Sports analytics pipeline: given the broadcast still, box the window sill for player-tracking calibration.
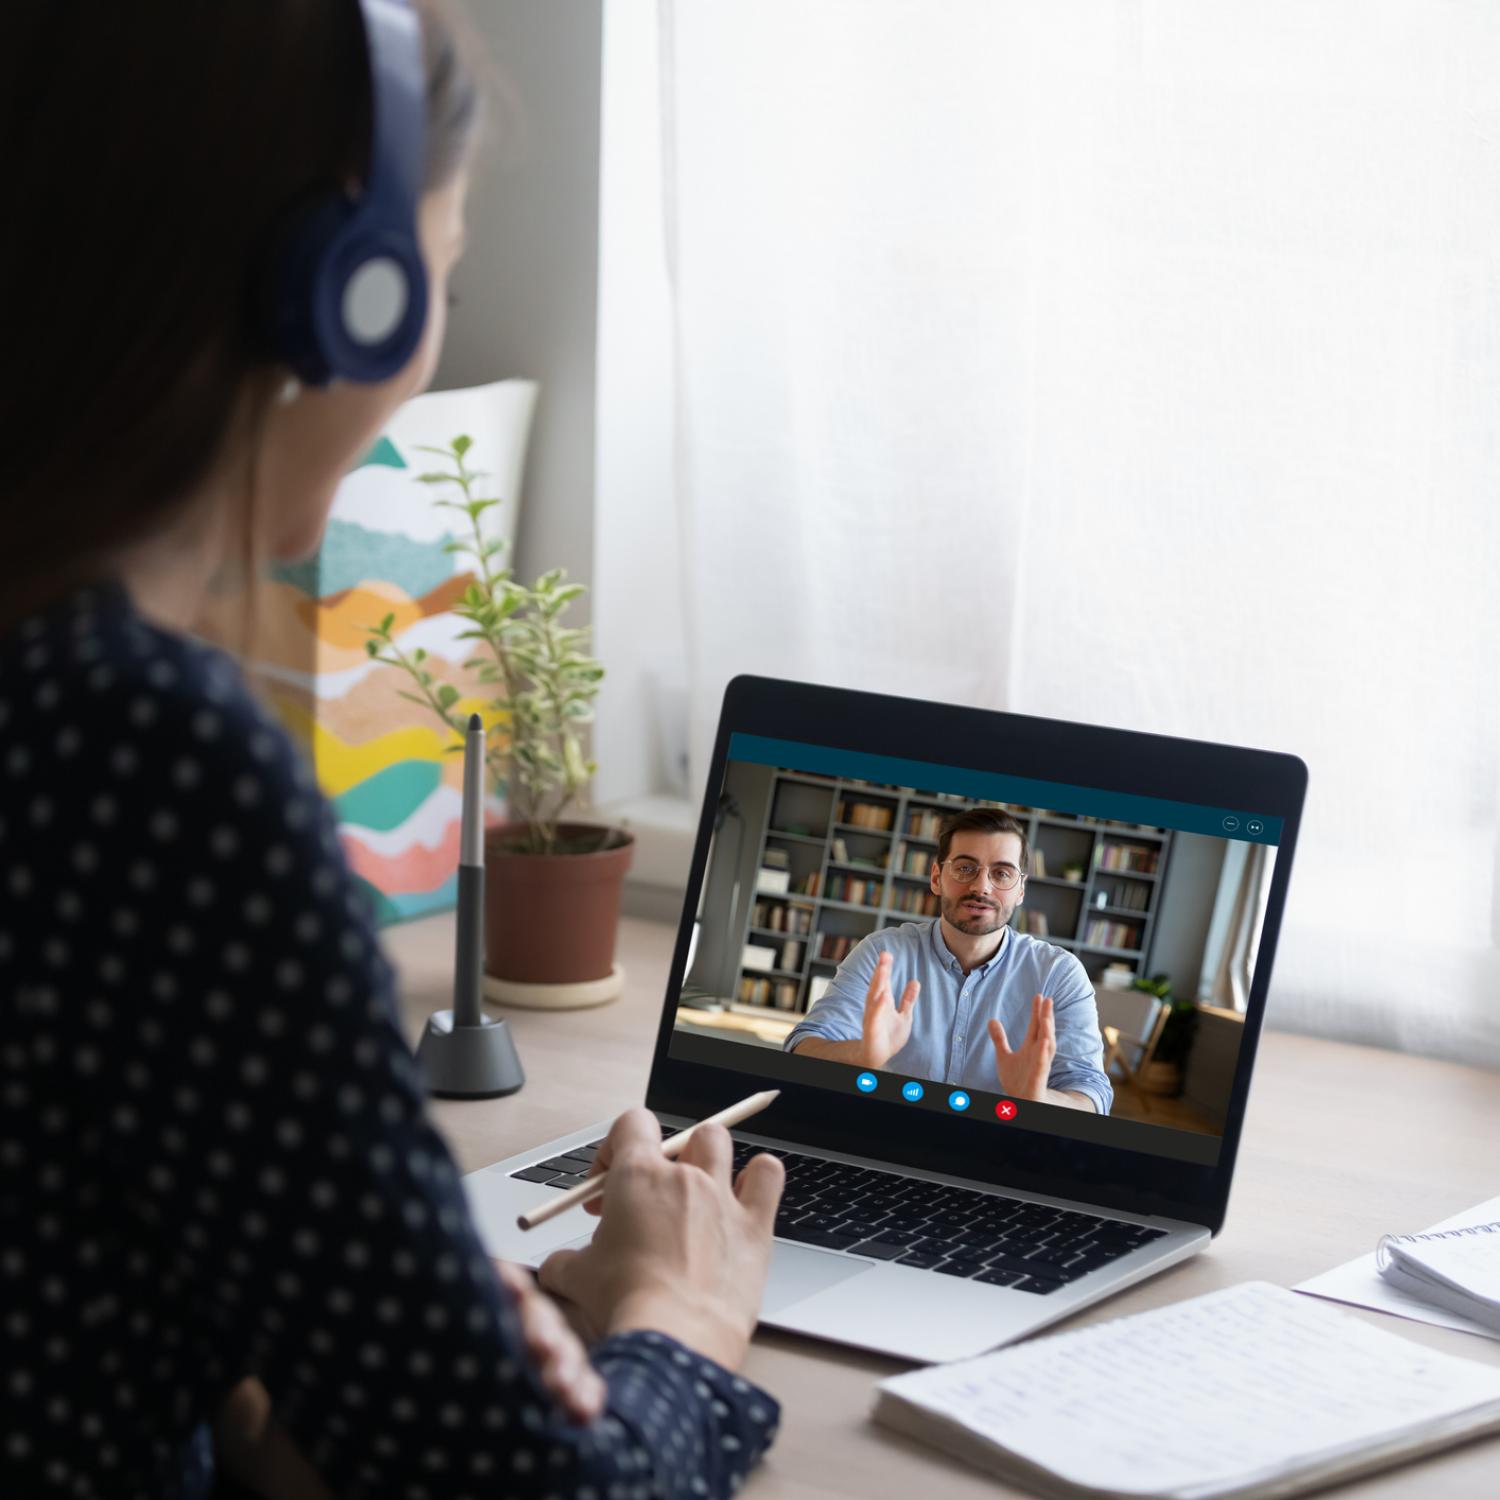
[595,793,696,921]
[1196,1003,1247,1023]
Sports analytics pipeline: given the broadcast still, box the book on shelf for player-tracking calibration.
[1099,880,1149,911]
[779,938,804,970]
[808,975,831,1005]
[796,871,822,897]
[755,867,790,895]
[892,886,939,917]
[1096,842,1160,874]
[1029,848,1047,878]
[741,943,776,973]
[824,873,883,907]
[831,836,850,864]
[761,846,790,869]
[817,933,858,963]
[839,800,895,831]
[905,808,945,840]
[1084,918,1140,950]
[1025,910,1049,937]
[751,899,813,934]
[736,975,800,1010]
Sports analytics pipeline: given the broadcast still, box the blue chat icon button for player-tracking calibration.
[856,1072,878,1094]
[947,1089,971,1112]
[901,1081,924,1102]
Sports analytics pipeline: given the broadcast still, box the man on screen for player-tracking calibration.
[784,809,1113,1113]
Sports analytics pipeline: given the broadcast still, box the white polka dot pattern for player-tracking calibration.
[0,578,780,1497]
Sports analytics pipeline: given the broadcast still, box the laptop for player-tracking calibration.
[463,676,1307,1363]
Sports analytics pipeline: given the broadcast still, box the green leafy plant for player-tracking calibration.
[1132,972,1197,1065]
[364,434,618,857]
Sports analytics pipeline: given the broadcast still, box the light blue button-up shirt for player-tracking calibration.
[784,919,1114,1114]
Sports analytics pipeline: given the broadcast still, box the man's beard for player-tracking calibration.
[941,892,1010,936]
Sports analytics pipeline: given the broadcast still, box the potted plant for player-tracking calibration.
[1061,860,1086,883]
[1131,972,1196,1096]
[364,435,632,1007]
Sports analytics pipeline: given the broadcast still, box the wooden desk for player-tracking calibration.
[384,912,1500,1498]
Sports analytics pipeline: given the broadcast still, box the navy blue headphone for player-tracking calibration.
[265,0,428,386]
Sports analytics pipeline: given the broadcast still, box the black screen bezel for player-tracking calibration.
[644,675,1307,1233]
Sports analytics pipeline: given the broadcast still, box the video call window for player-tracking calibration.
[671,747,1279,1164]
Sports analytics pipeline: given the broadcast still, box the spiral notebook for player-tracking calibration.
[872,1281,1500,1500]
[1296,1194,1500,1340]
[1377,1220,1500,1335]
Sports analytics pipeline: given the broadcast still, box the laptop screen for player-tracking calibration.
[667,732,1282,1170]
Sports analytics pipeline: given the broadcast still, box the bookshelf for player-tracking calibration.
[734,771,1174,1017]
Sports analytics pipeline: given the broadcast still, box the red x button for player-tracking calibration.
[994,1100,1018,1121]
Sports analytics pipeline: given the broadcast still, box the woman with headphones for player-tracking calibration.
[0,3,784,1496]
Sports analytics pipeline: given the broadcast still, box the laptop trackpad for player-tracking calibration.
[762,1242,873,1314]
[549,1234,871,1316]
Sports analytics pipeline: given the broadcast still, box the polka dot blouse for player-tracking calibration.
[0,577,780,1497]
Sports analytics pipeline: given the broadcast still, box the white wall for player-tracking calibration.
[434,1,685,821]
[592,0,687,809]
[434,0,604,626]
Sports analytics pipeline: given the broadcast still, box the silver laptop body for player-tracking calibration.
[462,677,1304,1363]
[464,1121,1208,1363]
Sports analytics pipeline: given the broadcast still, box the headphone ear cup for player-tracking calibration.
[321,213,428,383]
[256,0,429,387]
[263,193,359,388]
[263,196,427,388]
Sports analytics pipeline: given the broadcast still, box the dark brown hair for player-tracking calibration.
[0,0,486,642]
[936,807,1031,874]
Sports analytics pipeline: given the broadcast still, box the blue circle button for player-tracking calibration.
[856,1072,878,1093]
[901,1081,924,1102]
[947,1089,971,1112]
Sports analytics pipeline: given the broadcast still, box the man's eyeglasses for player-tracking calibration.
[939,858,1023,891]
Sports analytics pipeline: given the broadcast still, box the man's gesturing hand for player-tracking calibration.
[988,994,1057,1101]
[860,950,920,1069]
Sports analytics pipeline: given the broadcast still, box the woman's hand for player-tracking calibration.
[492,1259,606,1424]
[539,1109,785,1370]
[214,1378,330,1499]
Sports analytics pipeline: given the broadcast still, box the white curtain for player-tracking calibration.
[658,0,1500,1064]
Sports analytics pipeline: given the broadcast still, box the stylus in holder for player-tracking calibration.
[416,714,525,1098]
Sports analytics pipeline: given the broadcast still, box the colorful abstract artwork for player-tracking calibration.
[251,379,537,927]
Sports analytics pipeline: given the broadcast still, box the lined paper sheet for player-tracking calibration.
[876,1282,1500,1499]
[1297,1194,1500,1339]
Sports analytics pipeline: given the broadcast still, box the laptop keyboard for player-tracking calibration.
[510,1130,1167,1297]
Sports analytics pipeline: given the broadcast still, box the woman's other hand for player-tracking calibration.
[538,1108,784,1370]
[492,1259,607,1424]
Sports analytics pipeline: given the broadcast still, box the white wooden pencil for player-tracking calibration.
[517,1089,781,1230]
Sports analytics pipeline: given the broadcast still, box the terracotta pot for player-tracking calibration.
[482,822,634,985]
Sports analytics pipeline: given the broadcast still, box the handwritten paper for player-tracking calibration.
[875,1282,1500,1498]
